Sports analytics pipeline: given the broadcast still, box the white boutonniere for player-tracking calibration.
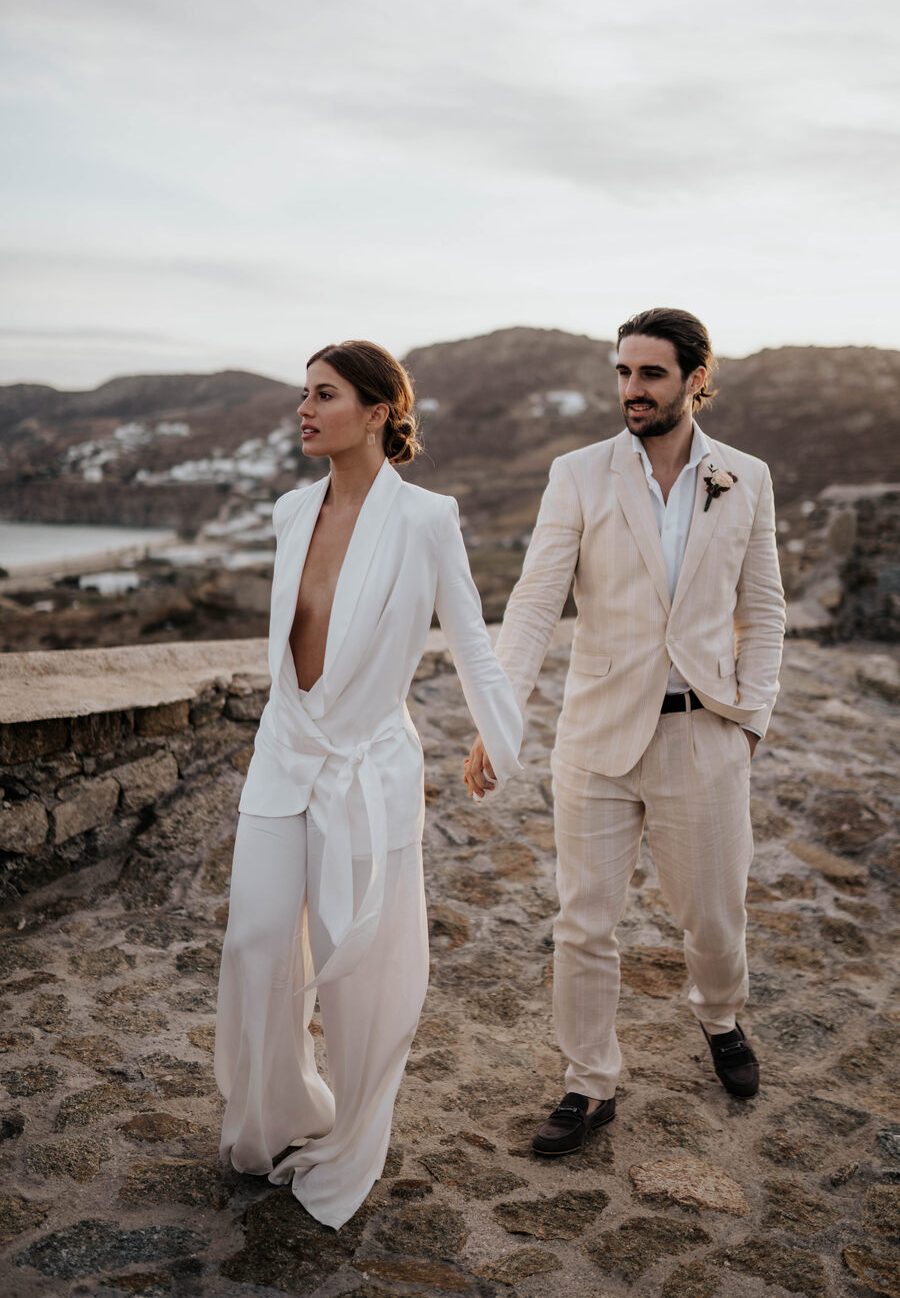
[703,465,738,512]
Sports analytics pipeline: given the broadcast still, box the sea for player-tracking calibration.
[0,522,175,578]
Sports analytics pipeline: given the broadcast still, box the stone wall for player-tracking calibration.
[0,642,271,905]
[784,483,900,641]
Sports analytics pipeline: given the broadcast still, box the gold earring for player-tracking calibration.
[366,428,376,446]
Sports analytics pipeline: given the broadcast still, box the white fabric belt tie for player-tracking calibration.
[291,716,407,992]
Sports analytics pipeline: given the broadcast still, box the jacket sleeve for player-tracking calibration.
[434,497,523,784]
[733,465,786,737]
[493,455,583,712]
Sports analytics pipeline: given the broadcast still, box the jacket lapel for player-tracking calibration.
[670,438,728,618]
[611,431,671,613]
[267,475,330,686]
[322,459,403,703]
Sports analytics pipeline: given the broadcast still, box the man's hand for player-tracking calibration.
[743,730,760,758]
[463,735,496,799]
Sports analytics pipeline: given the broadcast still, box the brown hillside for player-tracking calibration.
[0,330,898,542]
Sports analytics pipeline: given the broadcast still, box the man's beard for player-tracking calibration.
[623,386,691,439]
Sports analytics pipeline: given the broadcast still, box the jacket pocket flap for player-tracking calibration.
[570,651,612,677]
[719,654,736,676]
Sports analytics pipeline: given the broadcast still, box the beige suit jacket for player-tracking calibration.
[494,426,786,777]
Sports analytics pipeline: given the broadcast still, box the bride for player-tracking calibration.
[214,339,522,1228]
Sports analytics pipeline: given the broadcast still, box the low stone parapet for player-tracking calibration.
[0,641,271,903]
[0,631,457,908]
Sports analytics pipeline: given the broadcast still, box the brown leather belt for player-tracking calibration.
[660,689,704,715]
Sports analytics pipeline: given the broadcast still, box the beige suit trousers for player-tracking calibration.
[551,704,754,1100]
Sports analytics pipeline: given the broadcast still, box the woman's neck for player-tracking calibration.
[326,446,386,509]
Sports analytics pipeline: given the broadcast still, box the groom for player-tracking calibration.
[465,307,785,1155]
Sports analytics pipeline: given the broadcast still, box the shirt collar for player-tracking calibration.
[631,422,711,481]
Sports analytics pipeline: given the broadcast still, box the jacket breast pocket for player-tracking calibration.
[719,654,736,677]
[570,651,612,677]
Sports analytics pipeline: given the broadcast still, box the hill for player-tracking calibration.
[1,330,898,652]
[2,331,899,535]
[402,330,900,536]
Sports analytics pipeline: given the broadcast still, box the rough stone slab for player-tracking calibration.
[14,1218,206,1281]
[118,1157,230,1209]
[220,1191,368,1290]
[53,776,120,843]
[788,838,868,884]
[474,1248,562,1284]
[843,1244,900,1296]
[112,750,179,811]
[714,1238,827,1297]
[372,1202,468,1259]
[25,1135,112,1184]
[865,1183,900,1237]
[135,700,190,737]
[629,1155,750,1214]
[857,653,900,704]
[0,799,49,853]
[0,716,68,764]
[54,1083,138,1130]
[620,945,686,997]
[762,1177,838,1234]
[227,672,271,696]
[586,1215,711,1283]
[118,1112,199,1143]
[0,640,270,725]
[70,710,132,755]
[1,1064,61,1097]
[661,1260,720,1298]
[189,693,226,726]
[356,1256,471,1291]
[0,626,485,726]
[0,1114,26,1142]
[492,1189,610,1240]
[0,1192,49,1245]
[224,692,267,722]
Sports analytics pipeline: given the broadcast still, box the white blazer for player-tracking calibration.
[239,458,522,984]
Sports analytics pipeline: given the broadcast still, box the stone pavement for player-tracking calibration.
[1,635,898,1297]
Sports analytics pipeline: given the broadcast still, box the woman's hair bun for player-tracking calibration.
[384,411,422,465]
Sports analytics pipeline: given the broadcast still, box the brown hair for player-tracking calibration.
[617,307,718,411]
[306,339,422,464]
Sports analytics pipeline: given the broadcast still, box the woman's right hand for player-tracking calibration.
[463,735,497,799]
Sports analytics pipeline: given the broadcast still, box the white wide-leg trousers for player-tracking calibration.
[215,811,429,1229]
[551,707,754,1101]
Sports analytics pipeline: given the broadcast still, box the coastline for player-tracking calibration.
[0,521,178,585]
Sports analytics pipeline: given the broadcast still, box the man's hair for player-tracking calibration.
[617,307,718,411]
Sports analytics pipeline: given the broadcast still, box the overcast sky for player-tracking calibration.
[2,0,899,389]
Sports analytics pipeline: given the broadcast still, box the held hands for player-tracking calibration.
[463,735,496,799]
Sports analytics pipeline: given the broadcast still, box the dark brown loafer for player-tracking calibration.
[532,1092,616,1157]
[702,1022,759,1098]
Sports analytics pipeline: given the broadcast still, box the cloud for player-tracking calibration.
[0,325,181,342]
[2,0,899,385]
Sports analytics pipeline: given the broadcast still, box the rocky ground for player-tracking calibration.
[1,635,898,1298]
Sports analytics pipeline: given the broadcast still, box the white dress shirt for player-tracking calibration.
[632,424,710,694]
[632,426,761,739]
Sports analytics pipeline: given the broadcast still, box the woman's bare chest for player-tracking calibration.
[296,509,358,619]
